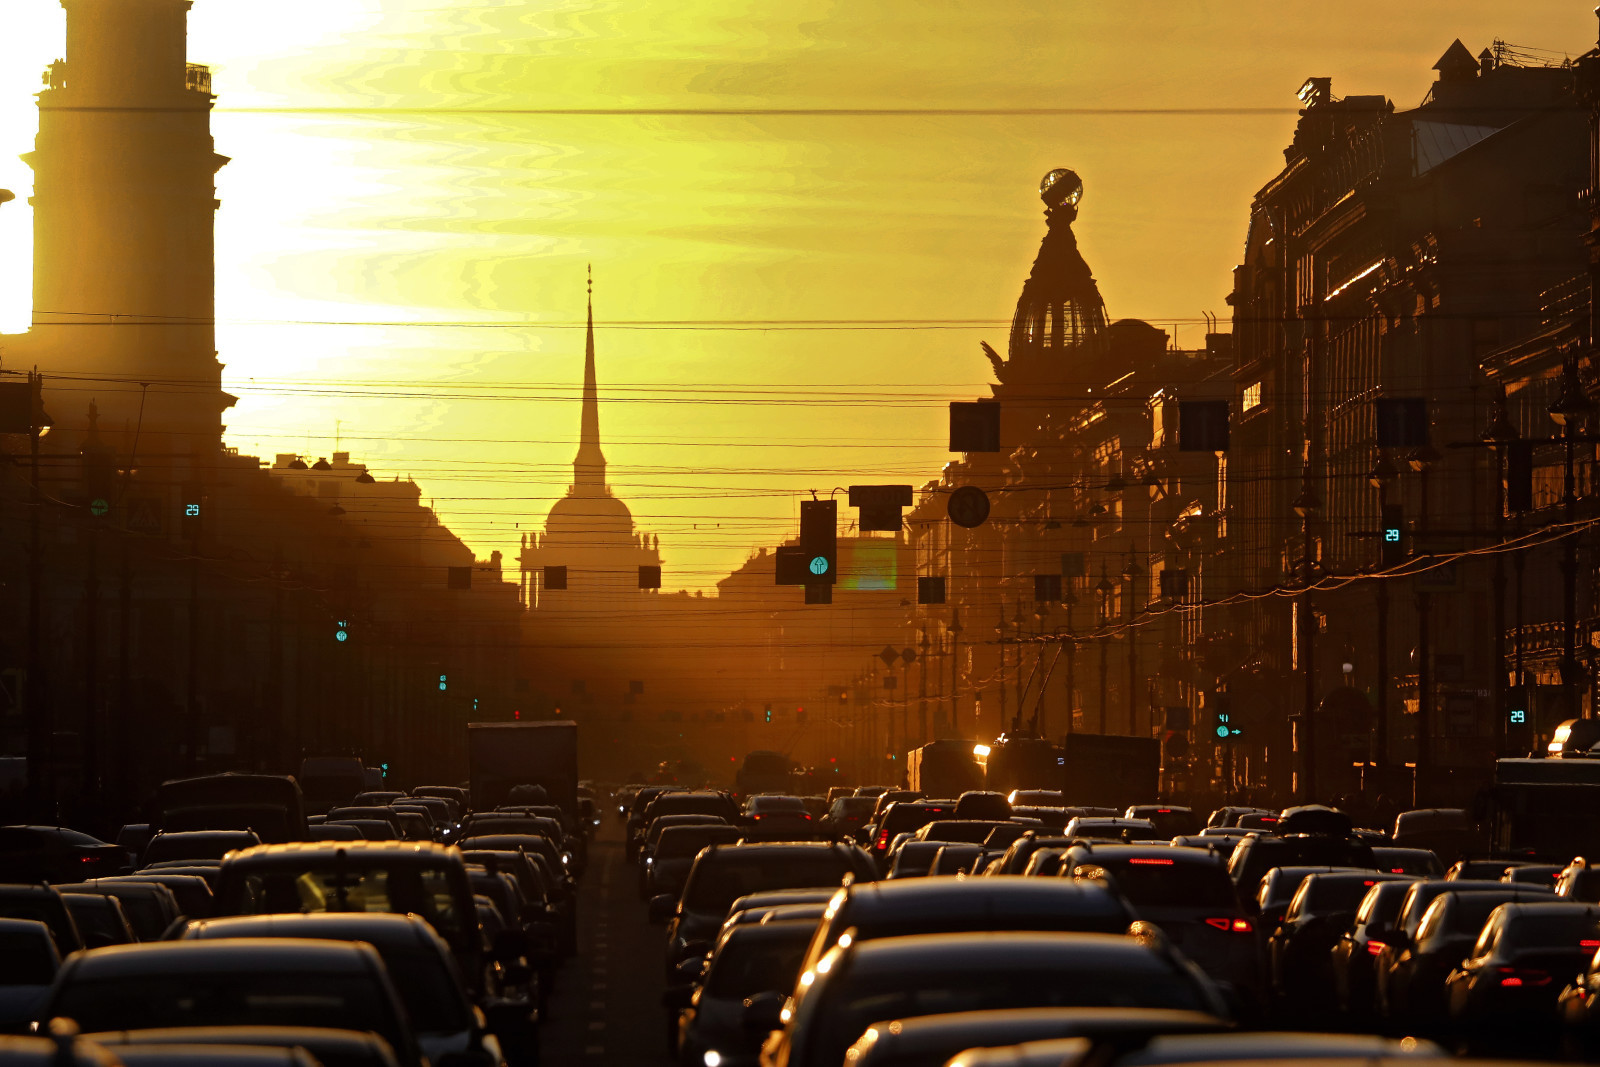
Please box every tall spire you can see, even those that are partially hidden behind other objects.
[574,264,607,492]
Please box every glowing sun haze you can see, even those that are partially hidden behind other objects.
[0,0,1590,589]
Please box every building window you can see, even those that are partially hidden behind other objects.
[1242,381,1263,412]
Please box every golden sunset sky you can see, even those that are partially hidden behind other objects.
[0,0,1592,590]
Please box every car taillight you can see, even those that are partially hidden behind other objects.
[1204,917,1252,933]
[1582,940,1600,949]
[1366,940,1387,956]
[1389,868,1407,874]
[1129,857,1174,866]
[752,814,763,820]
[876,829,889,849]
[802,814,812,820]
[1498,966,1552,987]
[79,855,96,863]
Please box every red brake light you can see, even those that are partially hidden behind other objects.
[876,829,889,849]
[1129,857,1174,866]
[752,814,763,820]
[1582,940,1600,949]
[1497,966,1551,987]
[1366,940,1387,956]
[1203,917,1251,932]
[803,814,812,820]
[79,855,95,863]
[1390,868,1406,874]
[1363,880,1377,886]
[1156,809,1172,814]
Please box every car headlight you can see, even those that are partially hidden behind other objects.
[703,1052,722,1067]
[645,857,653,866]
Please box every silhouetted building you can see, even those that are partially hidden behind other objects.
[21,0,233,446]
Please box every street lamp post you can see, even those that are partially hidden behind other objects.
[1063,579,1078,736]
[1483,387,1519,755]
[1124,548,1143,736]
[996,602,1008,736]
[1549,358,1594,719]
[1409,444,1441,806]
[1368,452,1398,772]
[948,606,963,738]
[1292,465,1321,803]
[1096,565,1114,733]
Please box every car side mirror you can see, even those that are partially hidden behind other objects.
[649,894,678,925]
[742,990,786,1033]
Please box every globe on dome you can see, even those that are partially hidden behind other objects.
[1040,168,1084,210]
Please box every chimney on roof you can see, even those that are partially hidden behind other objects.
[1433,39,1479,83]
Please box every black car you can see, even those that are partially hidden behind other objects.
[0,825,127,883]
[673,918,815,1067]
[1449,902,1600,1053]
[1267,870,1415,1019]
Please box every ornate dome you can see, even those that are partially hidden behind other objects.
[1007,168,1108,367]
[543,490,636,544]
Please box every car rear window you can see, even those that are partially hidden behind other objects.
[1095,858,1235,909]
[227,865,463,941]
[382,947,471,1032]
[53,972,396,1039]
[0,930,55,984]
[684,853,858,914]
[657,827,742,860]
[818,960,1206,1063]
[1500,911,1600,950]
[706,934,810,998]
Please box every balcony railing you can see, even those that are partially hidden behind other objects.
[185,64,212,94]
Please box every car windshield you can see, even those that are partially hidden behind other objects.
[226,865,463,942]
[684,853,856,914]
[53,972,395,1038]
[816,960,1205,1063]
[706,935,810,999]
[1098,858,1235,908]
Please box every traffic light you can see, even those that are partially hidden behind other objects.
[764,704,773,724]
[1211,694,1241,741]
[438,673,448,692]
[334,619,350,644]
[180,500,202,540]
[799,500,837,583]
[1380,504,1405,568]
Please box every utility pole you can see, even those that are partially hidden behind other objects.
[1293,465,1321,803]
[996,602,1008,733]
[1096,565,1113,733]
[1368,452,1397,773]
[1550,358,1594,722]
[1125,548,1142,735]
[948,606,963,737]
[1483,388,1518,756]
[1410,448,1440,806]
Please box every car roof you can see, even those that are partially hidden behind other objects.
[719,918,819,945]
[839,876,1128,920]
[1115,1032,1442,1065]
[112,1046,318,1067]
[1068,845,1221,864]
[855,1007,1221,1054]
[221,841,461,866]
[844,931,1172,975]
[65,937,380,977]
[183,913,437,949]
[0,916,55,940]
[88,1027,397,1057]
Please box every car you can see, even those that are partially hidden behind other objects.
[1023,849,1070,876]
[1071,1031,1444,1066]
[42,939,423,1067]
[141,831,261,866]
[305,823,364,842]
[1008,807,1072,832]
[742,796,816,843]
[109,1044,322,1067]
[635,793,742,858]
[51,879,182,942]
[325,807,405,834]
[0,884,83,955]
[353,792,407,806]
[928,844,988,876]
[1329,880,1415,1021]
[1009,790,1068,807]
[1267,871,1415,1019]
[1556,857,1600,902]
[868,802,957,862]
[795,876,1137,981]
[915,821,1012,846]
[953,792,1012,821]
[841,1008,1227,1067]
[118,872,216,919]
[1447,902,1600,1052]
[180,912,513,1067]
[1062,818,1161,843]
[1392,808,1485,865]
[819,797,877,842]
[0,1024,123,1067]
[1370,847,1443,877]
[0,825,127,882]
[151,776,308,844]
[1377,883,1556,1030]
[329,819,400,841]
[1446,859,1531,882]
[988,834,1075,876]
[59,891,136,949]
[213,841,485,1000]
[673,919,815,1067]
[1207,807,1271,828]
[0,918,60,1033]
[1252,866,1367,930]
[656,842,875,976]
[1169,836,1239,860]
[1506,864,1565,887]
[646,825,745,901]
[763,929,1228,1067]
[1064,845,1261,1006]
[1227,831,1375,902]
[1126,806,1201,838]
[90,1027,403,1067]
[884,841,946,879]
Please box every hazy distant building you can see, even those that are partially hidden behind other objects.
[518,281,661,609]
[14,0,233,448]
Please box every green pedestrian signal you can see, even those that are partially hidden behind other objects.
[808,556,829,576]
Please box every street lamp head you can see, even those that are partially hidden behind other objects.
[1548,360,1594,428]
[1406,444,1441,473]
[1291,466,1321,518]
[0,189,14,206]
[1367,451,1398,488]
[1482,384,1519,445]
